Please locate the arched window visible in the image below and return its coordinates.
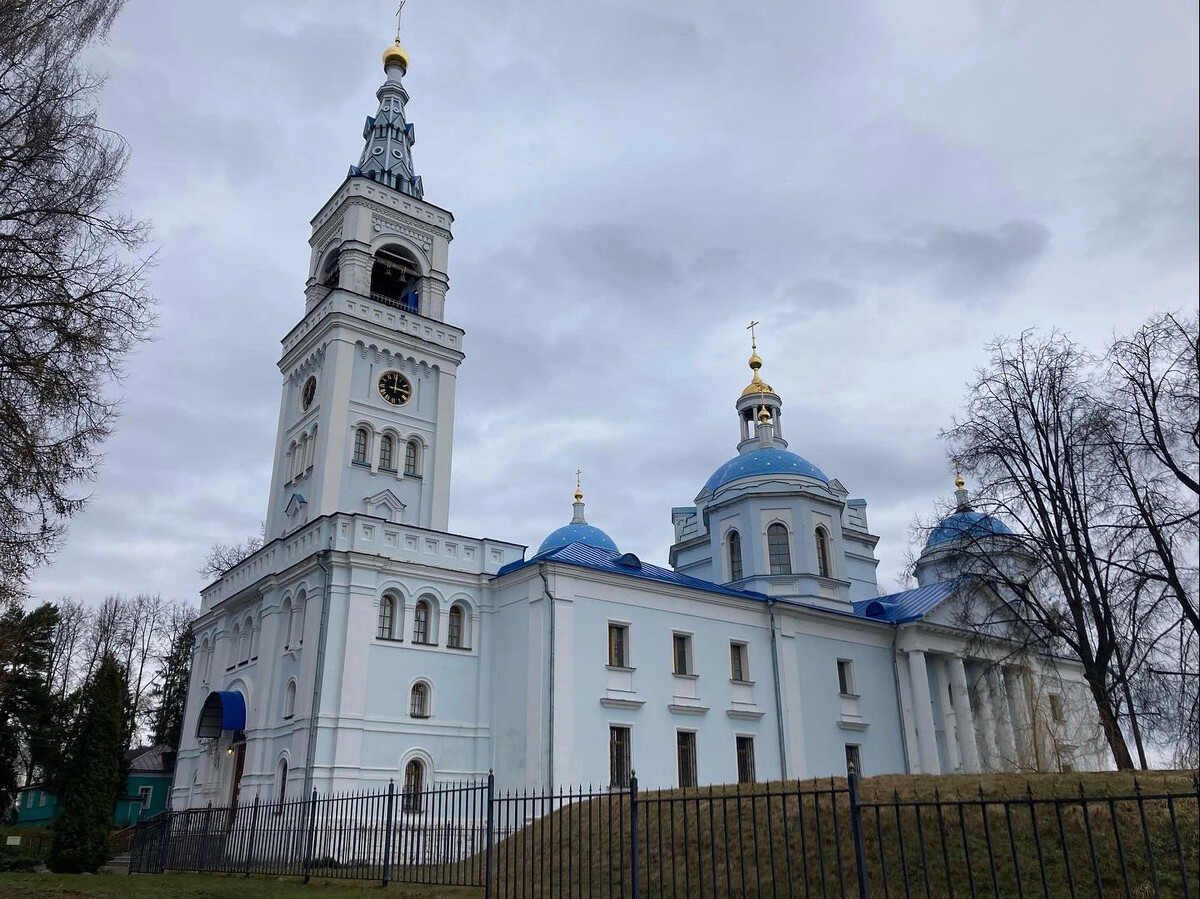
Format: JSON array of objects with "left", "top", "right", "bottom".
[
  {"left": 249, "top": 617, "right": 260, "bottom": 659},
  {"left": 276, "top": 758, "right": 289, "bottom": 807},
  {"left": 767, "top": 523, "right": 792, "bottom": 575},
  {"left": 404, "top": 440, "right": 420, "bottom": 476},
  {"left": 306, "top": 425, "right": 317, "bottom": 470},
  {"left": 240, "top": 617, "right": 253, "bottom": 662},
  {"left": 291, "top": 590, "right": 307, "bottom": 646},
  {"left": 283, "top": 679, "right": 297, "bottom": 719},
  {"left": 447, "top": 603, "right": 466, "bottom": 648},
  {"left": 370, "top": 247, "right": 421, "bottom": 313},
  {"left": 413, "top": 597, "right": 433, "bottom": 644},
  {"left": 410, "top": 682, "right": 430, "bottom": 718},
  {"left": 228, "top": 623, "right": 240, "bottom": 670},
  {"left": 379, "top": 435, "right": 395, "bottom": 471},
  {"left": 280, "top": 598, "right": 293, "bottom": 650},
  {"left": 199, "top": 638, "right": 212, "bottom": 683},
  {"left": 353, "top": 428, "right": 370, "bottom": 465},
  {"left": 815, "top": 527, "right": 831, "bottom": 578},
  {"left": 402, "top": 759, "right": 424, "bottom": 812},
  {"left": 378, "top": 595, "right": 397, "bottom": 639},
  {"left": 727, "top": 530, "right": 743, "bottom": 581}
]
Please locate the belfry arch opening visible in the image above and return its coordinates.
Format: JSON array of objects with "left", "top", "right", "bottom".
[{"left": 370, "top": 246, "right": 421, "bottom": 313}]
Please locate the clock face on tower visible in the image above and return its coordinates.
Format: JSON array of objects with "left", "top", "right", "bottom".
[
  {"left": 300, "top": 376, "right": 317, "bottom": 411},
  {"left": 378, "top": 371, "right": 412, "bottom": 405}
]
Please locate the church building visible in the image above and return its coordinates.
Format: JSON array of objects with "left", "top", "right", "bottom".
[{"left": 171, "top": 28, "right": 1108, "bottom": 811}]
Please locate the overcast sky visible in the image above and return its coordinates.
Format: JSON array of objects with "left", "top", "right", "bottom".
[{"left": 28, "top": 0, "right": 1199, "bottom": 607}]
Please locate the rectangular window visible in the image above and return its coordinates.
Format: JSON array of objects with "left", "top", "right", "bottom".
[
  {"left": 736, "top": 735, "right": 756, "bottom": 784},
  {"left": 404, "top": 441, "right": 419, "bottom": 476},
  {"left": 138, "top": 786, "right": 153, "bottom": 809},
  {"left": 38, "top": 792, "right": 46, "bottom": 807},
  {"left": 608, "top": 623, "right": 629, "bottom": 668},
  {"left": 610, "top": 726, "right": 632, "bottom": 789},
  {"left": 730, "top": 642, "right": 748, "bottom": 682},
  {"left": 353, "top": 429, "right": 369, "bottom": 465},
  {"left": 379, "top": 436, "right": 395, "bottom": 471},
  {"left": 845, "top": 744, "right": 863, "bottom": 777},
  {"left": 672, "top": 633, "right": 692, "bottom": 676},
  {"left": 837, "top": 659, "right": 856, "bottom": 696},
  {"left": 1049, "top": 693, "right": 1065, "bottom": 722},
  {"left": 677, "top": 731, "right": 698, "bottom": 788}
]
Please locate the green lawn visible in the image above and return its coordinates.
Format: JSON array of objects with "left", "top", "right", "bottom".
[{"left": 0, "top": 873, "right": 481, "bottom": 898}]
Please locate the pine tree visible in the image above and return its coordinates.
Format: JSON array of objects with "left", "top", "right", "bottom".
[
  {"left": 0, "top": 603, "right": 58, "bottom": 807},
  {"left": 150, "top": 621, "right": 194, "bottom": 749},
  {"left": 48, "top": 655, "right": 127, "bottom": 873}
]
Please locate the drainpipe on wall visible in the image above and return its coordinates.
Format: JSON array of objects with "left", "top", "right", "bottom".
[
  {"left": 767, "top": 598, "right": 789, "bottom": 779},
  {"left": 302, "top": 541, "right": 334, "bottom": 799},
  {"left": 890, "top": 625, "right": 912, "bottom": 774},
  {"left": 538, "top": 563, "right": 556, "bottom": 788}
]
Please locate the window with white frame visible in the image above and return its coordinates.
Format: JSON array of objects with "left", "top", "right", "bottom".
[
  {"left": 402, "top": 759, "right": 424, "bottom": 812},
  {"left": 138, "top": 786, "right": 153, "bottom": 809},
  {"left": 672, "top": 633, "right": 693, "bottom": 676},
  {"left": 608, "top": 623, "right": 630, "bottom": 668},
  {"left": 379, "top": 435, "right": 396, "bottom": 471},
  {"left": 837, "top": 659, "right": 856, "bottom": 696},
  {"left": 730, "top": 642, "right": 749, "bottom": 682},
  {"left": 404, "top": 440, "right": 420, "bottom": 476},
  {"left": 378, "top": 595, "right": 397, "bottom": 639},
  {"left": 413, "top": 597, "right": 433, "bottom": 644},
  {"left": 291, "top": 591, "right": 307, "bottom": 646},
  {"left": 676, "top": 731, "right": 697, "bottom": 788},
  {"left": 727, "top": 530, "right": 743, "bottom": 581},
  {"left": 767, "top": 523, "right": 792, "bottom": 575},
  {"left": 283, "top": 679, "right": 296, "bottom": 719},
  {"left": 736, "top": 735, "right": 756, "bottom": 784},
  {"left": 410, "top": 682, "right": 430, "bottom": 718},
  {"left": 353, "top": 427, "right": 370, "bottom": 465},
  {"left": 815, "top": 526, "right": 832, "bottom": 578},
  {"left": 447, "top": 603, "right": 466, "bottom": 648},
  {"left": 276, "top": 759, "right": 288, "bottom": 806},
  {"left": 609, "top": 726, "right": 632, "bottom": 789}
]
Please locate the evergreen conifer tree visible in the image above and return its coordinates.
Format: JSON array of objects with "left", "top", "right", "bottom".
[
  {"left": 150, "top": 623, "right": 194, "bottom": 749},
  {"left": 48, "top": 655, "right": 127, "bottom": 873}
]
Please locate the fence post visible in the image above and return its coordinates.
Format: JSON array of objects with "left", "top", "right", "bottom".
[
  {"left": 243, "top": 795, "right": 260, "bottom": 877},
  {"left": 847, "top": 767, "right": 870, "bottom": 899},
  {"left": 156, "top": 812, "right": 172, "bottom": 874},
  {"left": 630, "top": 772, "right": 640, "bottom": 899},
  {"left": 485, "top": 770, "right": 495, "bottom": 899},
  {"left": 302, "top": 788, "right": 318, "bottom": 884},
  {"left": 382, "top": 779, "right": 396, "bottom": 887}
]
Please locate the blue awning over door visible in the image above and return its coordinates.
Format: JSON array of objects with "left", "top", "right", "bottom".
[{"left": 196, "top": 690, "right": 246, "bottom": 738}]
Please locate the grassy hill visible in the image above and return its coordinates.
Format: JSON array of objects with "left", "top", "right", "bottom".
[{"left": 489, "top": 770, "right": 1198, "bottom": 898}]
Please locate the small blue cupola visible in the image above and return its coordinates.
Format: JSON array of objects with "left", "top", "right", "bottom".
[
  {"left": 924, "top": 474, "right": 1013, "bottom": 549},
  {"left": 915, "top": 474, "right": 1017, "bottom": 587},
  {"left": 537, "top": 478, "right": 619, "bottom": 555}
]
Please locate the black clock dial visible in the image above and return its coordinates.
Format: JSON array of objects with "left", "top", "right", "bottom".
[
  {"left": 378, "top": 371, "right": 412, "bottom": 405},
  {"left": 301, "top": 376, "right": 317, "bottom": 411}
]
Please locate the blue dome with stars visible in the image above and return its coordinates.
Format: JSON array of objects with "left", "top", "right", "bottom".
[
  {"left": 704, "top": 447, "right": 830, "bottom": 493},
  {"left": 925, "top": 510, "right": 1013, "bottom": 548},
  {"left": 537, "top": 522, "right": 619, "bottom": 555}
]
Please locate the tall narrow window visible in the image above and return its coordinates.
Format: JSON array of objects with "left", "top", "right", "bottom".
[
  {"left": 609, "top": 726, "right": 632, "bottom": 789},
  {"left": 377, "top": 596, "right": 396, "bottom": 639},
  {"left": 353, "top": 428, "right": 369, "bottom": 465},
  {"left": 447, "top": 604, "right": 465, "bottom": 648},
  {"left": 306, "top": 426, "right": 317, "bottom": 469},
  {"left": 837, "top": 659, "right": 856, "bottom": 696},
  {"left": 673, "top": 633, "right": 693, "bottom": 676},
  {"left": 815, "top": 527, "right": 831, "bottom": 578},
  {"left": 402, "top": 760, "right": 424, "bottom": 812},
  {"left": 730, "top": 642, "right": 748, "bottom": 682},
  {"left": 677, "top": 731, "right": 697, "bottom": 788},
  {"left": 276, "top": 759, "right": 288, "bottom": 806},
  {"left": 404, "top": 440, "right": 420, "bottom": 476},
  {"left": 845, "top": 744, "right": 863, "bottom": 776},
  {"left": 727, "top": 530, "right": 743, "bottom": 581},
  {"left": 283, "top": 680, "right": 296, "bottom": 719},
  {"left": 292, "top": 591, "right": 307, "bottom": 646},
  {"left": 608, "top": 623, "right": 629, "bottom": 668},
  {"left": 413, "top": 599, "right": 432, "bottom": 644},
  {"left": 410, "top": 682, "right": 430, "bottom": 718},
  {"left": 736, "top": 735, "right": 756, "bottom": 784},
  {"left": 767, "top": 523, "right": 792, "bottom": 575},
  {"left": 280, "top": 599, "right": 293, "bottom": 650},
  {"left": 379, "top": 435, "right": 395, "bottom": 471}
]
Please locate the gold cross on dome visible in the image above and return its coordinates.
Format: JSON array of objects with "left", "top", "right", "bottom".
[
  {"left": 394, "top": 0, "right": 407, "bottom": 40},
  {"left": 746, "top": 319, "right": 759, "bottom": 350},
  {"left": 574, "top": 469, "right": 583, "bottom": 502}
]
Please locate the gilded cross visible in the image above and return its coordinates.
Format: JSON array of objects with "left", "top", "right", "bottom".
[
  {"left": 746, "top": 319, "right": 759, "bottom": 349},
  {"left": 575, "top": 469, "right": 582, "bottom": 491},
  {"left": 394, "top": 0, "right": 406, "bottom": 40}
]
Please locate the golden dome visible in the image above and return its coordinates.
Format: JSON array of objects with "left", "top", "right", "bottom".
[
  {"left": 954, "top": 473, "right": 966, "bottom": 490},
  {"left": 758, "top": 405, "right": 771, "bottom": 425},
  {"left": 383, "top": 41, "right": 410, "bottom": 72},
  {"left": 574, "top": 486, "right": 584, "bottom": 503},
  {"left": 741, "top": 371, "right": 776, "bottom": 398}
]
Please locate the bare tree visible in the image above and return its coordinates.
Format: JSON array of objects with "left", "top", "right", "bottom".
[
  {"left": 0, "top": 0, "right": 154, "bottom": 607},
  {"left": 198, "top": 526, "right": 264, "bottom": 581}
]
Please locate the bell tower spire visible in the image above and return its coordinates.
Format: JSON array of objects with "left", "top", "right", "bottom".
[
  {"left": 734, "top": 320, "right": 787, "bottom": 452},
  {"left": 353, "top": 1, "right": 423, "bottom": 198}
]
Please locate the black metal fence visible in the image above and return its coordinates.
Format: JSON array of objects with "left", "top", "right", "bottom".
[{"left": 129, "top": 773, "right": 1200, "bottom": 898}]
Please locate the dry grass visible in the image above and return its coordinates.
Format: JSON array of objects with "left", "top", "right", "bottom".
[
  {"left": 0, "top": 872, "right": 478, "bottom": 898},
  {"left": 487, "top": 770, "right": 1199, "bottom": 898}
]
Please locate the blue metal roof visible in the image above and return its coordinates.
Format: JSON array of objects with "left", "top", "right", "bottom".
[
  {"left": 704, "top": 447, "right": 829, "bottom": 493},
  {"left": 925, "top": 510, "right": 1013, "bottom": 548},
  {"left": 537, "top": 522, "right": 619, "bottom": 555},
  {"left": 852, "top": 580, "right": 959, "bottom": 623},
  {"left": 497, "top": 542, "right": 769, "bottom": 602}
]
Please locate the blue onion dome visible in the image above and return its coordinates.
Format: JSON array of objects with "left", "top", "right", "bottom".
[
  {"left": 705, "top": 447, "right": 830, "bottom": 493},
  {"left": 537, "top": 482, "right": 619, "bottom": 555},
  {"left": 925, "top": 474, "right": 1013, "bottom": 548}
]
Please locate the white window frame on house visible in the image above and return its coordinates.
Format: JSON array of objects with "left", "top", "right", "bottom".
[
  {"left": 608, "top": 622, "right": 631, "bottom": 669},
  {"left": 353, "top": 427, "right": 370, "bottom": 466},
  {"left": 766, "top": 523, "right": 793, "bottom": 575},
  {"left": 378, "top": 594, "right": 399, "bottom": 640},
  {"left": 672, "top": 632, "right": 694, "bottom": 677},
  {"left": 815, "top": 526, "right": 832, "bottom": 578},
  {"left": 730, "top": 641, "right": 750, "bottom": 682},
  {"left": 447, "top": 602, "right": 468, "bottom": 649},
  {"left": 410, "top": 681, "right": 431, "bottom": 718},
  {"left": 282, "top": 679, "right": 297, "bottom": 719},
  {"left": 404, "top": 439, "right": 421, "bottom": 477},
  {"left": 727, "top": 529, "right": 743, "bottom": 581},
  {"left": 138, "top": 786, "right": 153, "bottom": 809},
  {"left": 837, "top": 658, "right": 857, "bottom": 697},
  {"left": 379, "top": 434, "right": 396, "bottom": 471},
  {"left": 413, "top": 597, "right": 435, "bottom": 645},
  {"left": 609, "top": 724, "right": 633, "bottom": 790},
  {"left": 735, "top": 734, "right": 756, "bottom": 784},
  {"left": 676, "top": 729, "right": 698, "bottom": 788}
]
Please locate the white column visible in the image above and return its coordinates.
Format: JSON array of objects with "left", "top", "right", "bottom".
[
  {"left": 934, "top": 659, "right": 961, "bottom": 773},
  {"left": 948, "top": 656, "right": 981, "bottom": 773},
  {"left": 989, "top": 667, "right": 1018, "bottom": 770},
  {"left": 976, "top": 676, "right": 999, "bottom": 770},
  {"left": 907, "top": 649, "right": 940, "bottom": 775},
  {"left": 1006, "top": 667, "right": 1035, "bottom": 770}
]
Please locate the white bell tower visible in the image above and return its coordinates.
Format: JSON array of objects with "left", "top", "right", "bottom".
[{"left": 263, "top": 31, "right": 461, "bottom": 540}]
